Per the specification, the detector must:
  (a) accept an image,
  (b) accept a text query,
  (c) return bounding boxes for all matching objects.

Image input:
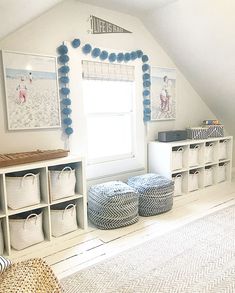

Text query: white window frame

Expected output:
[67,44,146,180]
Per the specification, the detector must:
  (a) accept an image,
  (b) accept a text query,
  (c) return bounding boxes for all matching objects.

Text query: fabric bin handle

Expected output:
[23,213,38,229]
[175,174,182,178]
[62,204,76,219]
[176,147,184,152]
[21,173,37,187]
[58,166,73,178]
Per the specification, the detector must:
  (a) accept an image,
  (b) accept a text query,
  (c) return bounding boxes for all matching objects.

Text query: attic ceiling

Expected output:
[0,0,62,40]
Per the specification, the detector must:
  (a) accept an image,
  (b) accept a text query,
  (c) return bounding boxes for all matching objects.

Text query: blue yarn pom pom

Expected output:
[59,76,69,84]
[62,98,71,106]
[143,73,150,80]
[71,38,81,48]
[60,87,70,95]
[57,44,68,55]
[100,50,108,60]
[58,54,69,64]
[136,50,143,58]
[142,55,149,63]
[117,53,124,62]
[65,127,73,135]
[109,53,117,62]
[82,44,92,54]
[63,117,72,125]
[144,108,151,114]
[143,99,151,106]
[130,51,137,60]
[62,107,72,115]
[143,80,151,87]
[143,89,150,96]
[124,53,131,62]
[59,65,70,74]
[142,64,150,72]
[91,48,101,58]
[143,114,151,122]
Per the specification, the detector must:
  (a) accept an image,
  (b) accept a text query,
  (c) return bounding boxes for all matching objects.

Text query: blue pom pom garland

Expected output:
[108,53,117,62]
[117,53,124,62]
[65,127,73,135]
[100,50,108,60]
[59,65,70,74]
[58,54,69,64]
[91,48,101,58]
[59,76,69,84]
[63,117,73,125]
[82,44,92,54]
[142,55,149,63]
[60,87,70,95]
[57,44,68,55]
[71,38,81,48]
[62,107,72,115]
[62,98,72,106]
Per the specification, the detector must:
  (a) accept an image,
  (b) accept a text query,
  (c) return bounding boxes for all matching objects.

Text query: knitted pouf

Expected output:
[88,181,139,230]
[128,173,174,217]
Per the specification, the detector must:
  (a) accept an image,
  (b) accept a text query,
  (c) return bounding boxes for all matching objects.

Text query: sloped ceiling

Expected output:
[0,0,62,39]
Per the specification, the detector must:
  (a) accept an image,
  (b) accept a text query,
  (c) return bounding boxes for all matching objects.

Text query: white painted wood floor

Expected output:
[15,177,235,280]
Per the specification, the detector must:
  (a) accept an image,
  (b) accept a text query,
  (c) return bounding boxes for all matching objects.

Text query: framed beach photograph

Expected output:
[150,67,176,121]
[2,50,61,130]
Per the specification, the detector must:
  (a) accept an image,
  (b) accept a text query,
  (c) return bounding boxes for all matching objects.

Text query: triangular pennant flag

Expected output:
[90,15,132,34]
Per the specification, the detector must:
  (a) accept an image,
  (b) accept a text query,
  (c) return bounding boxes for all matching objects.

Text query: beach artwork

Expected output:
[2,50,61,130]
[151,67,176,121]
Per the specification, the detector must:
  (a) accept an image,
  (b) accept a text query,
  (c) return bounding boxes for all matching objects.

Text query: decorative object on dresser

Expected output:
[157,130,187,142]
[148,136,233,197]
[0,156,87,257]
[0,149,69,167]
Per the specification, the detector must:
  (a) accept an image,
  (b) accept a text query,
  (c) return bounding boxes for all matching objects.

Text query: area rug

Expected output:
[61,205,235,292]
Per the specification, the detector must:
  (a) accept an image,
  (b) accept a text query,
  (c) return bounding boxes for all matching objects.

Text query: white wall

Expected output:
[0,0,217,175]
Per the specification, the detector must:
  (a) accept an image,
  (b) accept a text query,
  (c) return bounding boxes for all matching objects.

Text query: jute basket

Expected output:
[0,258,62,293]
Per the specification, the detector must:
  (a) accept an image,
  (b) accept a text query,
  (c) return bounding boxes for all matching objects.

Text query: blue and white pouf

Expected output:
[128,173,174,216]
[88,181,139,230]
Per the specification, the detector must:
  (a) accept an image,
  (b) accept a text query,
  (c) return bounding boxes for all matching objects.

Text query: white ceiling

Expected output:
[0,0,62,39]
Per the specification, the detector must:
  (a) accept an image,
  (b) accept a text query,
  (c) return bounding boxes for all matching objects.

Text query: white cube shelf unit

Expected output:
[0,155,87,257]
[148,136,233,196]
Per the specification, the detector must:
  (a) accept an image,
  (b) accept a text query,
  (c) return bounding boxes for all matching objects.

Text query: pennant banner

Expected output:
[90,15,132,34]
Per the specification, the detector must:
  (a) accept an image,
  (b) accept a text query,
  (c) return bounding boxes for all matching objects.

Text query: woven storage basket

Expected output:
[189,144,200,167]
[172,147,184,170]
[205,142,214,163]
[188,170,200,191]
[6,172,41,210]
[9,210,44,250]
[218,140,228,160]
[207,125,224,138]
[0,220,4,255]
[51,201,78,237]
[49,166,76,201]
[173,174,182,196]
[218,163,227,182]
[187,127,208,139]
[204,167,213,186]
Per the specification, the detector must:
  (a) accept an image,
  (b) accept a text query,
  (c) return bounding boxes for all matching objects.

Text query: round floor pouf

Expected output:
[128,173,174,217]
[88,181,139,230]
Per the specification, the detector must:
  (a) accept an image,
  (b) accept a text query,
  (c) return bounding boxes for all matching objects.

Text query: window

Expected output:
[82,60,145,179]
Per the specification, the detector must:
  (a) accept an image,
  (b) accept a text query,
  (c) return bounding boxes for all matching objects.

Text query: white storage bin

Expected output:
[188,170,200,192]
[51,203,78,237]
[204,167,213,186]
[218,140,228,160]
[172,147,184,170]
[6,172,41,210]
[205,143,214,163]
[49,167,76,201]
[173,174,182,196]
[0,220,4,255]
[9,211,44,250]
[218,163,227,182]
[189,145,200,167]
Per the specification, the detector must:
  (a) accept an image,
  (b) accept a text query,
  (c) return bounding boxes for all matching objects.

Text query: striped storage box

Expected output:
[128,173,174,217]
[187,127,208,139]
[206,125,224,138]
[88,181,139,230]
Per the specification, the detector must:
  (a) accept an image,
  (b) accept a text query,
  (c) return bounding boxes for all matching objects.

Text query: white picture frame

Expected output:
[150,67,176,121]
[2,50,61,130]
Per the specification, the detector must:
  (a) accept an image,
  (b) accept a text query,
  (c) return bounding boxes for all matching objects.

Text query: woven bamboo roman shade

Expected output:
[82,60,135,81]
